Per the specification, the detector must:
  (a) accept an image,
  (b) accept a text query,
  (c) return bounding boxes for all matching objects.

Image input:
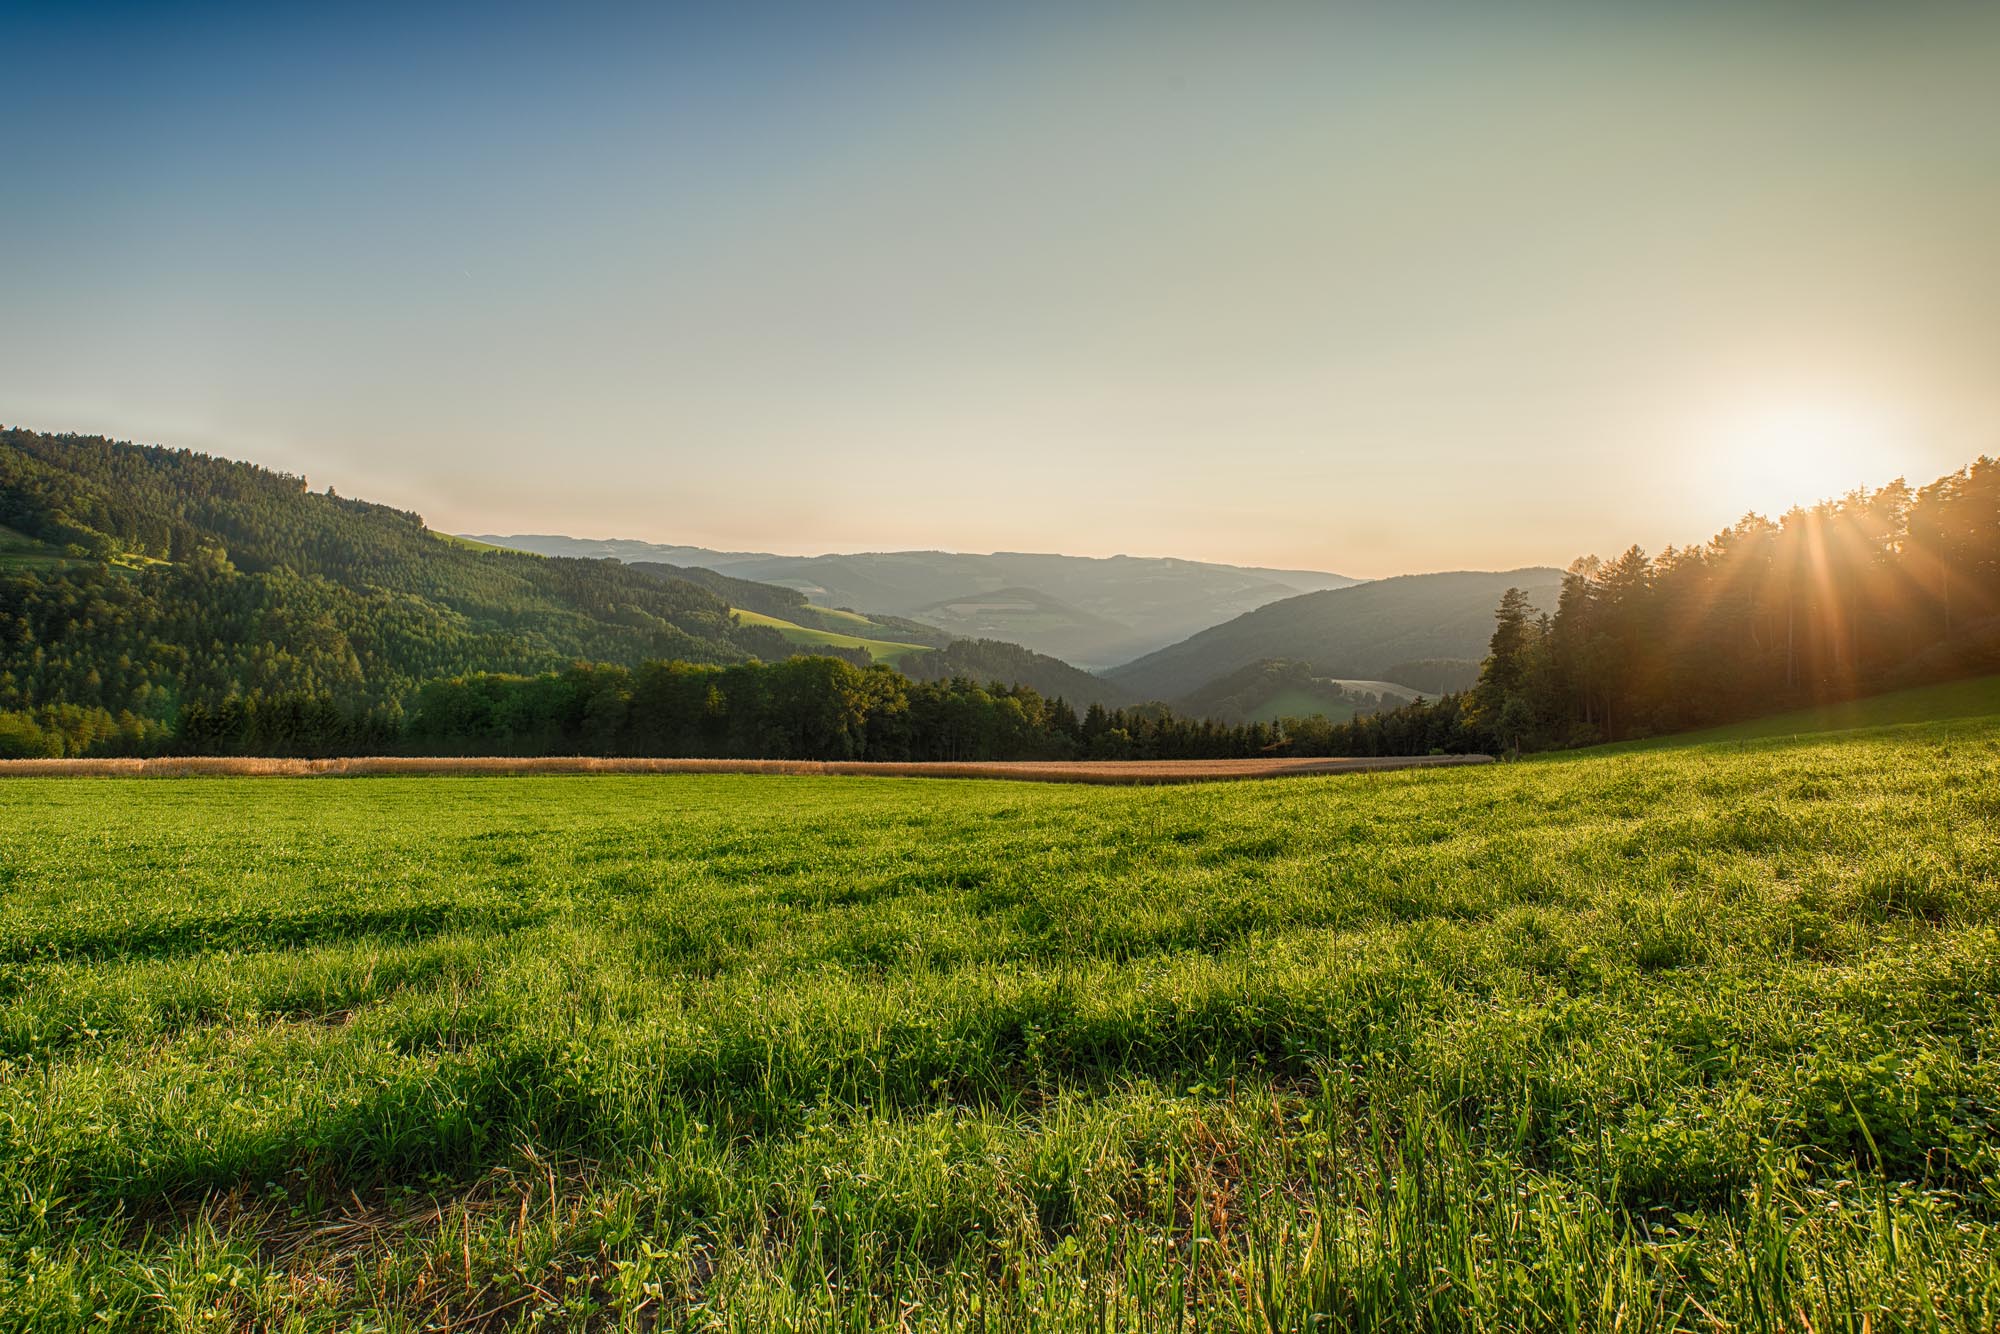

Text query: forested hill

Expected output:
[897,637,1136,709]
[623,562,1141,707]
[0,428,821,747]
[474,534,1358,666]
[1105,568,1564,702]
[627,562,954,648]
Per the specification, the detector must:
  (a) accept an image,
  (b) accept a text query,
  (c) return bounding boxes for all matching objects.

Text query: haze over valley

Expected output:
[470,533,1359,667]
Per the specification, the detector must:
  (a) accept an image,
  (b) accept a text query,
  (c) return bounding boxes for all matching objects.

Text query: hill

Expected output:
[726,607,932,664]
[470,535,1359,667]
[0,428,1160,755]
[0,522,81,572]
[1376,657,1483,696]
[1173,658,1423,725]
[1610,673,2000,752]
[896,637,1136,709]
[906,585,1138,667]
[1106,568,1564,701]
[627,561,953,663]
[0,428,847,745]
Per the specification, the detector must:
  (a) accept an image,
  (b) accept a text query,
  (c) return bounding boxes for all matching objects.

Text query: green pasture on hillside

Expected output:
[1,689,1998,1329]
[1608,674,2000,751]
[432,532,508,554]
[730,605,932,663]
[803,604,881,629]
[0,523,78,571]
[0,522,163,574]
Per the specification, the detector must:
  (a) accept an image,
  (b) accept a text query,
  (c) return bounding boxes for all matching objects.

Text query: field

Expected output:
[800,605,882,631]
[0,522,79,571]
[0,754,1489,784]
[433,533,509,554]
[0,522,166,574]
[2,694,1998,1330]
[728,606,932,663]
[1612,674,2000,750]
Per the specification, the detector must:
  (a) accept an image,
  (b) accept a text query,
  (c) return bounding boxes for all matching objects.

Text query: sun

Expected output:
[1707,399,1904,517]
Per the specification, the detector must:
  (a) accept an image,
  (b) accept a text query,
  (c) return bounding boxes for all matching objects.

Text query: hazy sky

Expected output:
[5,3,1999,578]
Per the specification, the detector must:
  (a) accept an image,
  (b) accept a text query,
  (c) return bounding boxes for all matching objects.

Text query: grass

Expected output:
[0,522,80,571]
[432,532,508,554]
[0,524,170,573]
[731,605,932,663]
[1,701,1998,1328]
[805,604,881,630]
[1609,674,2000,751]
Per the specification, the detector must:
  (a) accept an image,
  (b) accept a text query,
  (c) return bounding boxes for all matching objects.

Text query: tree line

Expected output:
[9,657,1275,761]
[0,651,1486,763]
[1466,455,2000,750]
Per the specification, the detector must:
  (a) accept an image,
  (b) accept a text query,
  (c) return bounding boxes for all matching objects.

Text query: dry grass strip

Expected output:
[0,754,1491,785]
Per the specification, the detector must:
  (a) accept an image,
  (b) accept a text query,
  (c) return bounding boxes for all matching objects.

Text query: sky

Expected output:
[4,2,1999,579]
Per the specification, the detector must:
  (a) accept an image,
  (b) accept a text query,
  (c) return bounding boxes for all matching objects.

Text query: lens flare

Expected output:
[1708,400,1905,516]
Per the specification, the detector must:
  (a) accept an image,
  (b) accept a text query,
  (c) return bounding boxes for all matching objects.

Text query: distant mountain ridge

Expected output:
[1106,568,1564,702]
[468,534,1359,667]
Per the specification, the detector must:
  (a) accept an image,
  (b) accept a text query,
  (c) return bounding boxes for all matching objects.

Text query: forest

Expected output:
[0,430,814,737]
[403,659,1286,762]
[137,657,1304,762]
[1460,454,2000,749]
[0,431,964,754]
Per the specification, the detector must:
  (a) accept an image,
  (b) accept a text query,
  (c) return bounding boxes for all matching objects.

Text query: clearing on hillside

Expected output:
[730,605,932,663]
[0,522,82,571]
[1,701,1996,1329]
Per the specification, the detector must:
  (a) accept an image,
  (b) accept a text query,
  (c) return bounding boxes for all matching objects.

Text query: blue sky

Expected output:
[5,2,1998,575]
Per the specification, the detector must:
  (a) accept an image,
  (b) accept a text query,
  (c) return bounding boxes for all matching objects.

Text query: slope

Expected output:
[0,429,800,729]
[628,561,953,647]
[895,638,1136,709]
[1173,658,1424,725]
[728,607,931,664]
[0,523,80,572]
[908,586,1136,667]
[1610,673,2000,752]
[1106,568,1564,701]
[471,535,1359,666]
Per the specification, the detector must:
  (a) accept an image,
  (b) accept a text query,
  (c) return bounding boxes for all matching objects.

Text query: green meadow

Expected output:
[0,523,79,572]
[432,533,509,554]
[728,606,932,664]
[2,686,1998,1330]
[1611,674,2000,751]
